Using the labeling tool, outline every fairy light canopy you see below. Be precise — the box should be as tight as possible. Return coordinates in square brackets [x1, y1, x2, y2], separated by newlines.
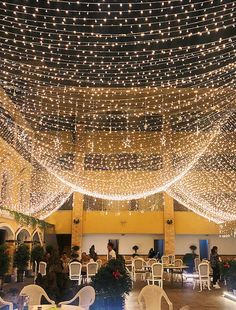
[0, 0, 235, 224]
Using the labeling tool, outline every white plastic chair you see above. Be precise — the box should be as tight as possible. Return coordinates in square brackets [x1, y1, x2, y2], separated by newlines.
[193, 262, 211, 291]
[0, 296, 13, 310]
[86, 262, 98, 282]
[59, 286, 96, 310]
[19, 284, 55, 310]
[69, 262, 82, 285]
[138, 285, 173, 310]
[132, 258, 146, 281]
[38, 261, 47, 276]
[147, 263, 163, 287]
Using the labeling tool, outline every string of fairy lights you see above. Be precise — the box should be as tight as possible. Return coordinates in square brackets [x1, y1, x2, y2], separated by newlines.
[0, 1, 235, 233]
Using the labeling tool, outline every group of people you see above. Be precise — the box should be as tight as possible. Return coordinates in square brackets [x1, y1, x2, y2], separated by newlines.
[147, 245, 222, 289]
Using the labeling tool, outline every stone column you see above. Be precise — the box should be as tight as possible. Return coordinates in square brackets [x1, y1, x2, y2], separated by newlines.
[71, 192, 84, 248]
[6, 240, 16, 274]
[163, 192, 175, 255]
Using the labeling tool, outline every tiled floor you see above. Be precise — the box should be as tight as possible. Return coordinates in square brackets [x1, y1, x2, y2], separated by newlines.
[125, 281, 236, 309]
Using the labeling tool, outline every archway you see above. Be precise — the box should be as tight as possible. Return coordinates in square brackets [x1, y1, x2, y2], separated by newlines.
[16, 227, 31, 243]
[0, 223, 15, 244]
[32, 230, 43, 246]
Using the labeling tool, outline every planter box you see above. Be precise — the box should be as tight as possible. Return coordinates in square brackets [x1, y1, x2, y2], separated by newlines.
[91, 296, 124, 310]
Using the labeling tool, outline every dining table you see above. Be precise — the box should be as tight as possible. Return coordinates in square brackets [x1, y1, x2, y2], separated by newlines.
[163, 264, 189, 286]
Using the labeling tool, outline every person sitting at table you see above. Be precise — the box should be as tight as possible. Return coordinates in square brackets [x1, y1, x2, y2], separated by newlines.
[70, 252, 80, 263]
[80, 252, 90, 264]
[148, 248, 156, 258]
[107, 242, 116, 260]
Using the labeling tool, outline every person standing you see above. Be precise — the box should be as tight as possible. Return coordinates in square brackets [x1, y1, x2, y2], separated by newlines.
[107, 242, 116, 260]
[60, 252, 70, 273]
[210, 246, 221, 289]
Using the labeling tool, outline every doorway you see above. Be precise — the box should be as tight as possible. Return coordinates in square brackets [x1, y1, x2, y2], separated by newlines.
[199, 239, 209, 260]
[154, 239, 164, 259]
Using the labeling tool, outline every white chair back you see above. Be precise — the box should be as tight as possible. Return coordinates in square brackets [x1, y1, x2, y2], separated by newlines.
[38, 261, 47, 276]
[59, 286, 96, 310]
[0, 296, 13, 310]
[198, 263, 209, 278]
[152, 263, 163, 278]
[168, 255, 175, 265]
[96, 259, 102, 269]
[133, 258, 145, 270]
[138, 285, 173, 310]
[69, 262, 82, 276]
[174, 259, 183, 267]
[19, 284, 55, 309]
[161, 255, 169, 265]
[86, 262, 98, 282]
[69, 262, 82, 285]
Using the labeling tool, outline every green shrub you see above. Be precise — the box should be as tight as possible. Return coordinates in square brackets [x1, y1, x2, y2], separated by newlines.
[91, 256, 132, 298]
[31, 245, 44, 264]
[14, 243, 30, 271]
[0, 245, 10, 276]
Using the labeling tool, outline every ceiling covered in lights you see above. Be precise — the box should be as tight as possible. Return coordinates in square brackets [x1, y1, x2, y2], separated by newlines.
[0, 0, 235, 226]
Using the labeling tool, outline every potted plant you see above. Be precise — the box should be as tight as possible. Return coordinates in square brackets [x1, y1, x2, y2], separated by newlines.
[189, 245, 197, 254]
[0, 244, 10, 290]
[132, 245, 139, 257]
[14, 243, 30, 282]
[221, 260, 236, 291]
[31, 245, 44, 273]
[91, 256, 132, 310]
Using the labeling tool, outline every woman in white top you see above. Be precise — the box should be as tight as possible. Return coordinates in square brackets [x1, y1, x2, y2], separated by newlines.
[107, 242, 117, 260]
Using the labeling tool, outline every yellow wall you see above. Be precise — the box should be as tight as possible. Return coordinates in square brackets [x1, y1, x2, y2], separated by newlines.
[46, 209, 219, 235]
[175, 212, 219, 234]
[46, 210, 72, 234]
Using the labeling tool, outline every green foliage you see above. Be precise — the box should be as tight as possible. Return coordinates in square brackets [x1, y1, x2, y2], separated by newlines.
[14, 243, 30, 271]
[31, 245, 44, 263]
[0, 245, 10, 276]
[46, 245, 54, 254]
[0, 206, 54, 230]
[91, 257, 132, 298]
[221, 260, 236, 290]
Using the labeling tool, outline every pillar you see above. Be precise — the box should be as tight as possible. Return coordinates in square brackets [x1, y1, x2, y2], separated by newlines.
[163, 192, 175, 255]
[71, 192, 84, 248]
[6, 240, 16, 274]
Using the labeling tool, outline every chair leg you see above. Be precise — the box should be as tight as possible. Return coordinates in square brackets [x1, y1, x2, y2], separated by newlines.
[199, 280, 202, 292]
[207, 279, 211, 291]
